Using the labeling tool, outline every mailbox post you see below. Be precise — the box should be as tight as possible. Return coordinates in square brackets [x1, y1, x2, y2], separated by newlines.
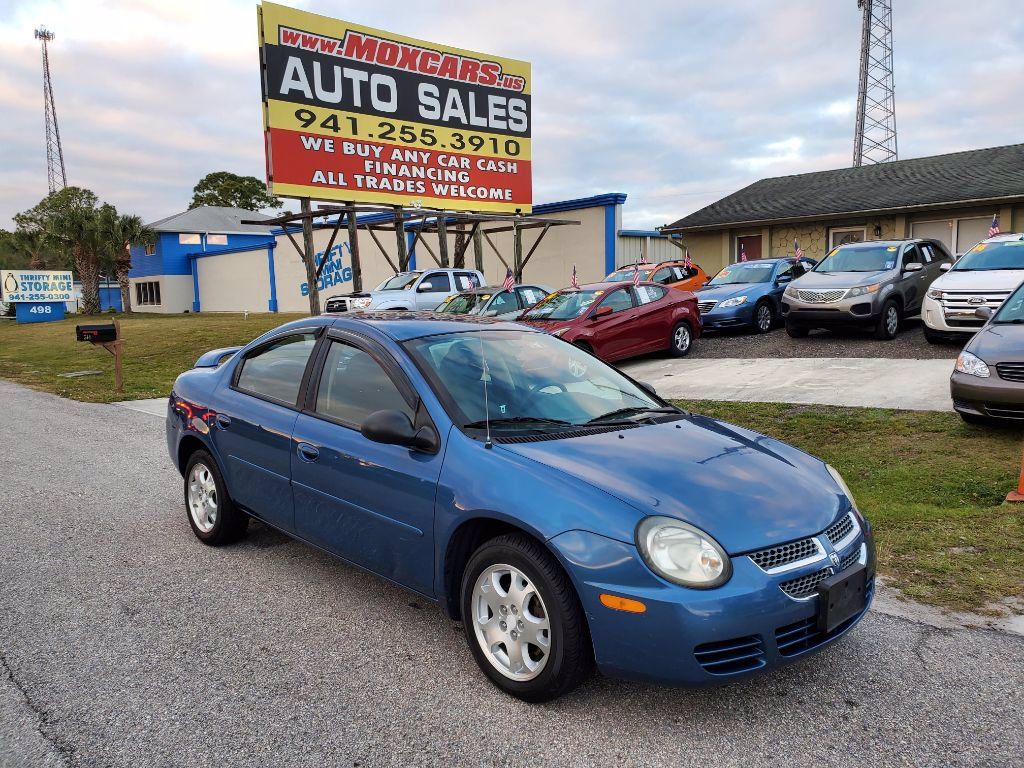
[76, 320, 124, 393]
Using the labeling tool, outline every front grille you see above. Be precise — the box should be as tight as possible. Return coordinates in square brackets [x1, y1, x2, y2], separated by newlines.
[748, 537, 819, 572]
[324, 299, 348, 312]
[697, 300, 718, 314]
[996, 363, 1024, 383]
[840, 548, 861, 571]
[824, 513, 855, 548]
[775, 579, 874, 656]
[779, 569, 832, 599]
[939, 290, 1010, 319]
[796, 288, 846, 304]
[984, 403, 1024, 419]
[693, 635, 766, 675]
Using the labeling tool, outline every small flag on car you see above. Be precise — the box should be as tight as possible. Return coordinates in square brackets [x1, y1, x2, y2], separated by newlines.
[740, 243, 748, 262]
[632, 263, 641, 286]
[794, 239, 804, 260]
[683, 248, 693, 271]
[990, 214, 1001, 238]
[571, 264, 579, 289]
[502, 267, 515, 292]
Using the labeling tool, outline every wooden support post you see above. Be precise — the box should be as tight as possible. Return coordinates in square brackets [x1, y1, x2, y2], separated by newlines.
[473, 225, 484, 274]
[300, 198, 321, 315]
[99, 319, 124, 394]
[520, 223, 552, 272]
[364, 225, 400, 273]
[453, 222, 466, 268]
[436, 213, 450, 267]
[347, 204, 362, 292]
[393, 206, 408, 271]
[482, 231, 510, 270]
[513, 214, 523, 281]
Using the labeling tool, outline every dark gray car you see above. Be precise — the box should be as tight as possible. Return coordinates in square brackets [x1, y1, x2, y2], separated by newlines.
[782, 239, 953, 340]
[950, 281, 1024, 423]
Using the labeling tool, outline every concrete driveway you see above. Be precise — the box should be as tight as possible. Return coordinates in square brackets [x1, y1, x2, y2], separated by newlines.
[620, 356, 956, 411]
[1, 380, 1021, 767]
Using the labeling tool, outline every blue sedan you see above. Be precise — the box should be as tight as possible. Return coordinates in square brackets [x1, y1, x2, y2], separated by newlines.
[697, 257, 816, 332]
[167, 313, 873, 701]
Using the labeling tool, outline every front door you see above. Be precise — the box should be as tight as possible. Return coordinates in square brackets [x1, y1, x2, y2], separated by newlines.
[737, 235, 762, 262]
[290, 336, 442, 595]
[414, 271, 453, 310]
[900, 245, 929, 311]
[212, 332, 319, 532]
[587, 286, 639, 359]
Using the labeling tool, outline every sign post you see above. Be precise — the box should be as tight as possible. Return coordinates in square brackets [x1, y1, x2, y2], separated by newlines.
[2, 270, 74, 324]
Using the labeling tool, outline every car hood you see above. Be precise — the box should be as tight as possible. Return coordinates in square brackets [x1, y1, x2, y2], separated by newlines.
[794, 271, 890, 289]
[697, 284, 765, 302]
[497, 416, 843, 553]
[931, 269, 1024, 291]
[966, 323, 1024, 361]
[517, 317, 578, 332]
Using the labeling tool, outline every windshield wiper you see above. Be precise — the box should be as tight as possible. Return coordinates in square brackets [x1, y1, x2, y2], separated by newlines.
[587, 406, 681, 424]
[462, 416, 572, 430]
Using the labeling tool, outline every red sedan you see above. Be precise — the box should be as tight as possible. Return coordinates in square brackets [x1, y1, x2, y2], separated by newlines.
[517, 281, 701, 361]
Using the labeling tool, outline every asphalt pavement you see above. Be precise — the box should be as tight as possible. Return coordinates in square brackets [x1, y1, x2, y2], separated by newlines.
[1, 379, 1022, 767]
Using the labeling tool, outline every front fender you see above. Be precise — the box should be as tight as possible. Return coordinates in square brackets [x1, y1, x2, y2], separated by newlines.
[370, 299, 413, 310]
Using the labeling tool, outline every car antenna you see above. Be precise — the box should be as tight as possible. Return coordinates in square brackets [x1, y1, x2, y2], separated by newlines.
[478, 338, 493, 449]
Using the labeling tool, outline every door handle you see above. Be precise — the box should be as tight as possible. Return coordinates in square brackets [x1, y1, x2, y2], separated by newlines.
[297, 442, 320, 463]
[215, 414, 231, 429]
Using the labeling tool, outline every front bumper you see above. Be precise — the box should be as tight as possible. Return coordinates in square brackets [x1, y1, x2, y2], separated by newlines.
[951, 370, 1024, 420]
[922, 296, 982, 335]
[701, 302, 755, 330]
[549, 517, 875, 686]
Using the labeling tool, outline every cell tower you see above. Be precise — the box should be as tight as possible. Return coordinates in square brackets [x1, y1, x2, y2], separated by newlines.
[852, 0, 898, 166]
[35, 27, 68, 193]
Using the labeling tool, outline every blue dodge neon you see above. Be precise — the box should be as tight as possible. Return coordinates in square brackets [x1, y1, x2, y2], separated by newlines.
[697, 257, 817, 332]
[167, 313, 874, 701]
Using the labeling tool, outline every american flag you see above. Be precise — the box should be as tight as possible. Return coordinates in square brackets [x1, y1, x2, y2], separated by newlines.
[683, 248, 693, 271]
[740, 243, 748, 262]
[632, 263, 641, 286]
[989, 214, 1001, 238]
[502, 267, 514, 292]
[794, 239, 804, 260]
[570, 264, 579, 289]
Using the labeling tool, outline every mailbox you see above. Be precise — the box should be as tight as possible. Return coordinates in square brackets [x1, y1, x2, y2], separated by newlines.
[76, 323, 118, 343]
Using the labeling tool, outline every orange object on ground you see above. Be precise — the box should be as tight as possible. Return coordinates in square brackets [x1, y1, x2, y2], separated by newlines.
[1006, 445, 1024, 502]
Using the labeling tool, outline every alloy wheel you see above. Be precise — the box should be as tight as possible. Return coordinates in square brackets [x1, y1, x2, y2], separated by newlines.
[187, 462, 219, 533]
[674, 325, 691, 352]
[756, 304, 772, 331]
[471, 564, 551, 681]
[886, 306, 899, 336]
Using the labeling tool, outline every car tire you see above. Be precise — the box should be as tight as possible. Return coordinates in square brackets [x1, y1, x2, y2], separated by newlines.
[669, 321, 693, 356]
[923, 326, 945, 344]
[460, 533, 592, 703]
[183, 450, 248, 546]
[753, 301, 774, 334]
[785, 320, 809, 338]
[875, 299, 900, 340]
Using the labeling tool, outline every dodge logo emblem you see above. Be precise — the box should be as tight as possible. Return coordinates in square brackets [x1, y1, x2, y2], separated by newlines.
[829, 552, 841, 567]
[968, 296, 986, 305]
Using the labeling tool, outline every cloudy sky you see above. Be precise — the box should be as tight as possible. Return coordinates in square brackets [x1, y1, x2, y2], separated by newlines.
[1, 0, 1021, 231]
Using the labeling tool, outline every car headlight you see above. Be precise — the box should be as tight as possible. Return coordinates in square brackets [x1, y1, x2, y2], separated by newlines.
[926, 288, 944, 300]
[784, 285, 798, 298]
[352, 297, 373, 309]
[551, 327, 570, 337]
[719, 295, 748, 308]
[847, 283, 880, 298]
[826, 464, 859, 511]
[955, 351, 990, 378]
[636, 516, 731, 588]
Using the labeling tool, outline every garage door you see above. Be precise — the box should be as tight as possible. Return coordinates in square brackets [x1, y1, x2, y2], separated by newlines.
[956, 217, 992, 254]
[911, 220, 953, 253]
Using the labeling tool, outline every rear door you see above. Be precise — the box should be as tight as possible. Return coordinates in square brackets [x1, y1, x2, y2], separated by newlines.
[631, 284, 673, 351]
[290, 332, 442, 595]
[212, 331, 320, 532]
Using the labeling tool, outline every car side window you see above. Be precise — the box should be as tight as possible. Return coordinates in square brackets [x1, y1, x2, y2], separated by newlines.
[634, 285, 667, 305]
[902, 246, 922, 267]
[597, 288, 634, 314]
[420, 273, 452, 292]
[314, 341, 413, 428]
[516, 286, 546, 307]
[455, 272, 479, 290]
[487, 291, 518, 313]
[651, 267, 675, 285]
[235, 333, 317, 405]
[919, 244, 936, 263]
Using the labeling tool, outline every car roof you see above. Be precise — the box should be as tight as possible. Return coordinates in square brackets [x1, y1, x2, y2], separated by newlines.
[327, 311, 536, 341]
[982, 233, 1024, 243]
[460, 284, 540, 294]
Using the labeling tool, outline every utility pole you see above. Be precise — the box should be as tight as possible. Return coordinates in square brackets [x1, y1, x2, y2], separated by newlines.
[853, 0, 898, 166]
[35, 27, 68, 192]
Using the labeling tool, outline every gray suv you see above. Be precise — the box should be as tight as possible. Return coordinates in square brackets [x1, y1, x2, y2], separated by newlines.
[782, 239, 953, 340]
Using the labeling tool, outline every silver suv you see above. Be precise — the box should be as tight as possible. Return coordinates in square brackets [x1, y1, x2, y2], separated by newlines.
[782, 239, 953, 340]
[324, 268, 485, 313]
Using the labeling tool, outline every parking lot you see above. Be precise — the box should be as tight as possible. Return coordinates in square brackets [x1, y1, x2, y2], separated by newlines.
[2, 379, 1022, 767]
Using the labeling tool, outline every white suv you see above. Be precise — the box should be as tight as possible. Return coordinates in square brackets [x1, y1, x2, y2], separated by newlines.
[324, 268, 485, 313]
[922, 233, 1024, 342]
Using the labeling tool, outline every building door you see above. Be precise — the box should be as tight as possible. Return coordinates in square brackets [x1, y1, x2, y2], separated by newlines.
[736, 235, 762, 261]
[911, 220, 953, 254]
[955, 217, 992, 255]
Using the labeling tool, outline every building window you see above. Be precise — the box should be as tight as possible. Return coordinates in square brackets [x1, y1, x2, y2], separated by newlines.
[206, 234, 228, 245]
[829, 227, 866, 248]
[179, 233, 201, 245]
[135, 281, 161, 306]
[143, 243, 155, 256]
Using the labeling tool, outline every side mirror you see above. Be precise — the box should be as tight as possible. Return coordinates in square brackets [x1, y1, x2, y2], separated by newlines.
[361, 410, 439, 453]
[638, 381, 658, 397]
[591, 306, 614, 320]
[903, 262, 923, 273]
[776, 274, 792, 284]
[417, 281, 434, 292]
[482, 309, 499, 317]
[940, 263, 952, 272]
[975, 306, 994, 321]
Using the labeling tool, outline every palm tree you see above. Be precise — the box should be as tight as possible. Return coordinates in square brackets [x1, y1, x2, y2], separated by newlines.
[101, 210, 155, 314]
[49, 204, 104, 314]
[10, 230, 49, 269]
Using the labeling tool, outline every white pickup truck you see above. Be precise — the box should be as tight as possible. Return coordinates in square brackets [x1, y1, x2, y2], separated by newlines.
[922, 233, 1024, 342]
[324, 268, 485, 313]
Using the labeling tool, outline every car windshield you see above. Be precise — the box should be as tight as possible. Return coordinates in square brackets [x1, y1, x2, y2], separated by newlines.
[375, 271, 422, 291]
[953, 239, 1024, 271]
[607, 267, 653, 281]
[992, 283, 1024, 323]
[707, 262, 775, 285]
[437, 292, 484, 314]
[814, 245, 899, 273]
[404, 330, 665, 430]
[521, 290, 599, 321]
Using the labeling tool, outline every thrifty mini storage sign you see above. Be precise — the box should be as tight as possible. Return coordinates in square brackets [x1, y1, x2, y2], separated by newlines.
[258, 2, 532, 212]
[1, 270, 74, 303]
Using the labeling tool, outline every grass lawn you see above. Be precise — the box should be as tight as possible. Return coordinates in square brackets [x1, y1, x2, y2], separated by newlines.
[0, 312, 305, 402]
[675, 400, 1024, 614]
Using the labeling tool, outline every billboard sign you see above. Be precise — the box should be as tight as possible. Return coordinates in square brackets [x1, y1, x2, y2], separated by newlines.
[257, 2, 531, 213]
[1, 270, 74, 303]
